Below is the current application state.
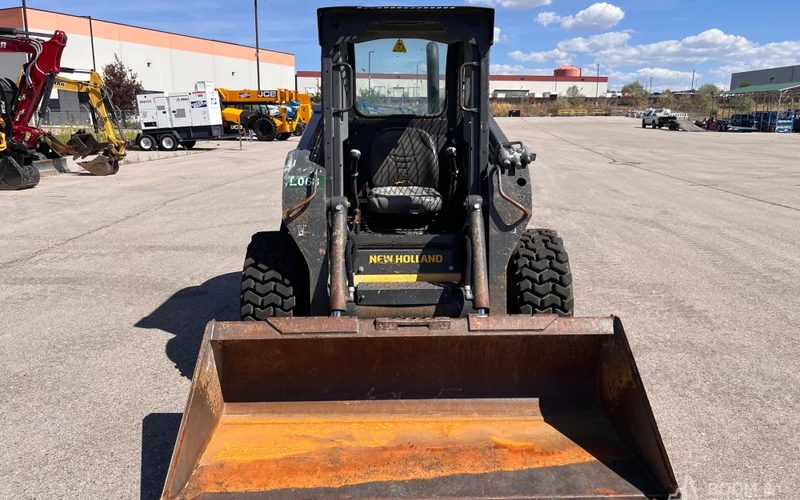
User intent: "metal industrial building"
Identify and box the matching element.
[730,65,800,89]
[0,7,295,93]
[297,65,608,99]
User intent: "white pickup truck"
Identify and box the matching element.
[641,108,679,130]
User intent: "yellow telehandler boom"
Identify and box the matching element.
[216,87,311,141]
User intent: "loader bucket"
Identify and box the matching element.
[0,154,40,190]
[163,315,678,500]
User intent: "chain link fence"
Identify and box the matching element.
[37,108,141,143]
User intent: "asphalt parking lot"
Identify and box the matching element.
[1,118,798,499]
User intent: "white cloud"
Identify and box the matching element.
[490,64,552,75]
[466,0,551,9]
[557,31,631,52]
[493,27,507,43]
[509,48,571,64]
[593,28,800,71]
[535,11,561,26]
[609,68,698,91]
[536,3,625,31]
[562,3,625,31]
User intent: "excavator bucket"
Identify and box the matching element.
[77,154,119,176]
[43,133,117,176]
[0,153,40,190]
[162,315,678,500]
[66,132,109,159]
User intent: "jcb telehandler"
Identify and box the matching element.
[216,87,312,141]
[163,7,678,500]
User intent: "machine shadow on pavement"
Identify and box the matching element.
[135,272,240,378]
[141,413,182,500]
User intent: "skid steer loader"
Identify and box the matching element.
[163,7,678,499]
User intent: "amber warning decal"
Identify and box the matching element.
[393,39,407,53]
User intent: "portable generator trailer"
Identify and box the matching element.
[134,82,223,151]
[162,6,679,500]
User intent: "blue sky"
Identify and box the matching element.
[21,0,800,91]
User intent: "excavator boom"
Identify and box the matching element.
[0,28,67,148]
[48,69,126,175]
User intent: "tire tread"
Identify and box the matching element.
[510,228,574,316]
[240,231,306,320]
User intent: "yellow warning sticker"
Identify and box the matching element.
[392,39,407,53]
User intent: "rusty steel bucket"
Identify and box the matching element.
[162,315,677,500]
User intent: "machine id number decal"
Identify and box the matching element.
[285,175,323,188]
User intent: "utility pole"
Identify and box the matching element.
[595,63,600,103]
[21,0,28,31]
[691,70,695,91]
[368,50,374,92]
[83,16,96,70]
[254,0,261,91]
[649,76,653,93]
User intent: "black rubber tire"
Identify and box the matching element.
[158,134,178,151]
[138,134,156,151]
[509,228,574,316]
[252,116,277,142]
[182,140,196,149]
[293,121,305,137]
[241,231,308,320]
[277,132,292,141]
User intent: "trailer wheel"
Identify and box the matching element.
[277,132,292,141]
[182,140,196,150]
[509,228,574,316]
[241,231,308,320]
[253,116,277,142]
[138,134,156,151]
[158,134,178,151]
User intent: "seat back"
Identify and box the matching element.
[370,127,439,188]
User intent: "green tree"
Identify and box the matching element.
[697,83,720,114]
[739,82,751,88]
[659,89,678,110]
[554,95,570,110]
[621,81,649,108]
[101,55,144,111]
[565,85,585,107]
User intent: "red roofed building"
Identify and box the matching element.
[296,68,608,100]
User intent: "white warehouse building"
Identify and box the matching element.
[296,66,608,100]
[0,7,295,93]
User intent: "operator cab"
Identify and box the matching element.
[339,32,467,232]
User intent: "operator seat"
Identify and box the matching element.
[366,127,443,215]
